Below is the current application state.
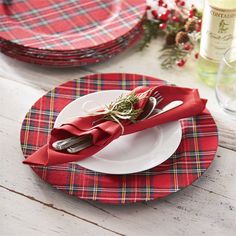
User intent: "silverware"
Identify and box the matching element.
[153,100,183,116]
[67,136,92,153]
[52,135,91,151]
[138,94,163,120]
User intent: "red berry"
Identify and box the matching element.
[180,1,185,6]
[162,3,168,8]
[159,23,167,30]
[177,59,186,67]
[175,0,180,3]
[159,10,170,21]
[184,44,191,51]
[146,5,152,10]
[196,24,201,32]
[195,53,199,59]
[151,10,158,18]
[159,14,168,21]
[158,0,164,6]
[172,16,180,22]
[188,10,194,18]
[159,14,166,21]
[165,9,171,15]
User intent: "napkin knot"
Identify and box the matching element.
[81,90,150,134]
[81,100,127,134]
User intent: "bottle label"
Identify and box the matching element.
[200,5,236,62]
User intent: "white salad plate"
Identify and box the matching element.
[54,90,182,174]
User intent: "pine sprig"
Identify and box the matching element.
[159,45,188,69]
[138,19,164,50]
[139,1,202,69]
[104,92,143,123]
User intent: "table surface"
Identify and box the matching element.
[1,1,236,235]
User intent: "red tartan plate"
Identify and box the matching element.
[0,23,142,58]
[0,0,146,50]
[1,27,142,67]
[0,19,144,55]
[20,73,218,204]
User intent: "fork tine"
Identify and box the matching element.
[153,91,163,101]
[152,90,160,97]
[155,94,163,104]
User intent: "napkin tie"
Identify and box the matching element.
[23,85,207,166]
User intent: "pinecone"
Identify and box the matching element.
[184,19,197,32]
[175,32,189,45]
[165,33,176,45]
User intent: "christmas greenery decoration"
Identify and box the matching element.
[104,92,143,124]
[139,0,202,69]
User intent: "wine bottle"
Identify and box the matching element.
[198,0,236,87]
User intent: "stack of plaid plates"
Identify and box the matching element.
[0,0,146,67]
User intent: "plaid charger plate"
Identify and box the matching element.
[0,0,146,66]
[0,0,146,50]
[20,73,218,204]
[0,23,143,67]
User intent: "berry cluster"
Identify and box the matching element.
[140,0,202,69]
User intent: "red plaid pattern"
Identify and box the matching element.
[0,0,146,50]
[0,24,143,67]
[20,74,218,204]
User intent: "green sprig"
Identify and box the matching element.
[138,19,164,50]
[159,45,189,69]
[104,92,143,123]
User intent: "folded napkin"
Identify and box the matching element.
[23,85,207,166]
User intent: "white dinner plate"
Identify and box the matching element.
[54,90,182,174]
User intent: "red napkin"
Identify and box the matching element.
[23,85,207,166]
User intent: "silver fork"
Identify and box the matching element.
[137,92,163,120]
